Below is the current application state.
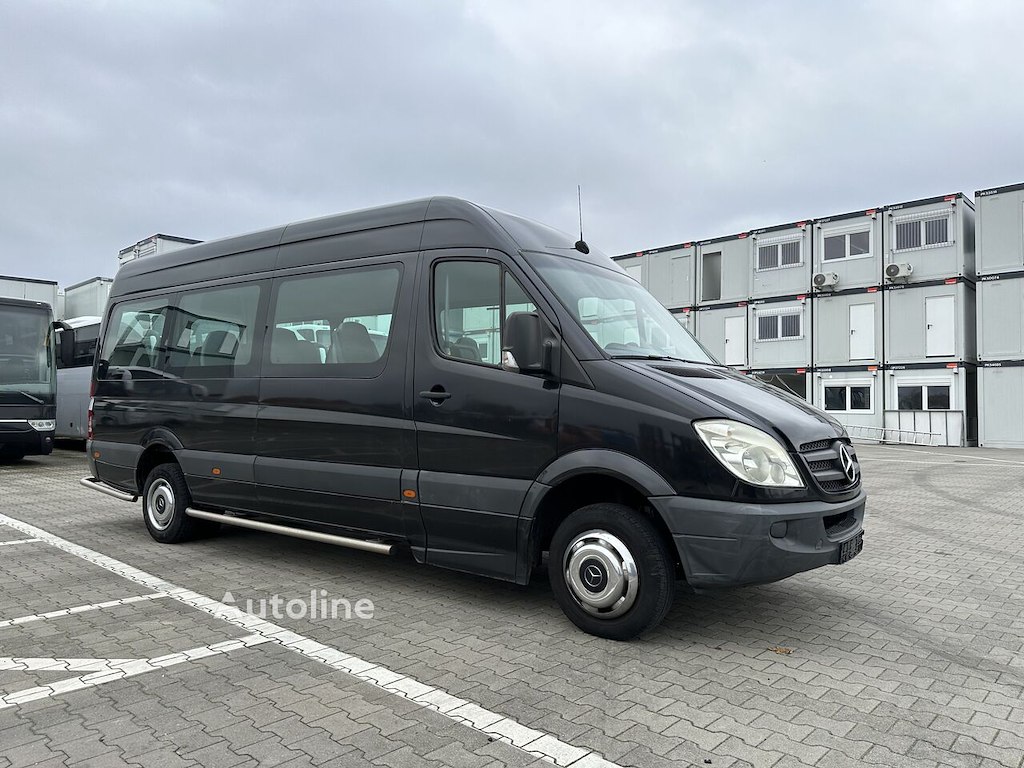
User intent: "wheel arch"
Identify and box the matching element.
[515,450,681,584]
[135,429,184,492]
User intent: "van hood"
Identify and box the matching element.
[618,360,845,451]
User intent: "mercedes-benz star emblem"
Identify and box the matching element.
[584,564,604,589]
[838,444,858,483]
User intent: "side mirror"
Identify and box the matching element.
[502,312,552,374]
[54,322,75,368]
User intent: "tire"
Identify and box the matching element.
[142,463,216,543]
[0,448,26,464]
[548,503,676,641]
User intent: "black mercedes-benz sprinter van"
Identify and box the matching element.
[82,198,865,639]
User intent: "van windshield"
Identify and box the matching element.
[527,253,716,364]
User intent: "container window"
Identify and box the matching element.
[898,385,924,410]
[702,252,721,301]
[823,382,872,412]
[755,309,801,341]
[927,385,951,410]
[780,313,801,338]
[849,386,871,410]
[824,386,846,411]
[823,230,870,261]
[780,241,801,266]
[757,315,778,340]
[894,213,953,251]
[758,244,778,270]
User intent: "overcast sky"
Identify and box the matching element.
[2,0,1023,288]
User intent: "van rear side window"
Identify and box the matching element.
[99,301,172,376]
[165,284,261,377]
[269,264,401,377]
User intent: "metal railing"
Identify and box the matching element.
[842,423,940,445]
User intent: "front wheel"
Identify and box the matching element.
[142,463,216,543]
[548,503,676,640]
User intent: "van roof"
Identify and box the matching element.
[111,197,609,299]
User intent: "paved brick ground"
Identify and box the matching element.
[1,444,1023,767]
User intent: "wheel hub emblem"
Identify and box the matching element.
[838,444,858,483]
[580,561,607,593]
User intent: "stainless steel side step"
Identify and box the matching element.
[184,508,394,555]
[80,476,139,503]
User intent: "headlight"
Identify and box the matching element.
[28,420,56,431]
[693,419,804,488]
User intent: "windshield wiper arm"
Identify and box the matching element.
[16,391,44,404]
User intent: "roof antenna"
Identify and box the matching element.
[574,185,590,254]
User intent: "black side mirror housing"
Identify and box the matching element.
[502,312,552,374]
[54,322,75,368]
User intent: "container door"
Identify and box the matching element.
[848,303,875,360]
[724,315,746,366]
[925,295,955,357]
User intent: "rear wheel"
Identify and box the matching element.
[548,503,675,640]
[142,463,217,543]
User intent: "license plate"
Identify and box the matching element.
[838,532,864,564]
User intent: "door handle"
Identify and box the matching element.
[419,388,451,403]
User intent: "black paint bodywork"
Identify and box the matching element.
[90,198,865,588]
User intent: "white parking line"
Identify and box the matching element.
[0,538,41,547]
[860,445,1024,466]
[0,593,168,628]
[0,635,270,709]
[0,512,620,768]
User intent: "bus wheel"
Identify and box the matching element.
[142,463,213,543]
[0,449,25,464]
[548,503,675,640]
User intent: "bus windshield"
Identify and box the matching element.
[527,253,716,364]
[0,303,56,404]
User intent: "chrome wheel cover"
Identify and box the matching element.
[563,529,639,618]
[146,479,175,531]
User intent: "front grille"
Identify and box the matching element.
[800,439,833,452]
[799,438,860,494]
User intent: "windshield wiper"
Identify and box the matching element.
[610,354,707,364]
[13,391,44,404]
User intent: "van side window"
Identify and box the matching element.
[164,284,261,378]
[98,300,172,377]
[269,264,401,377]
[433,261,536,366]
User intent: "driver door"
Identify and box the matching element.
[412,252,559,580]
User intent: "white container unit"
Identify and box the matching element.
[63,277,113,320]
[977,275,1024,362]
[812,288,883,368]
[0,276,58,309]
[696,234,752,305]
[750,221,813,300]
[883,365,974,446]
[748,296,811,370]
[812,368,883,437]
[812,208,884,293]
[979,364,1024,448]
[882,193,975,285]
[883,280,976,365]
[117,234,201,267]
[975,181,1024,276]
[694,303,748,368]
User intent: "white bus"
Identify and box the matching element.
[54,316,102,440]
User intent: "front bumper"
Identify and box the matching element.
[650,490,866,589]
[0,421,54,456]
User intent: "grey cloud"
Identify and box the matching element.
[1,0,1023,288]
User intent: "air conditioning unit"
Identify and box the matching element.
[885,262,914,281]
[812,272,840,290]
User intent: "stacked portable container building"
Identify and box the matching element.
[975,182,1024,447]
[615,188,981,446]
